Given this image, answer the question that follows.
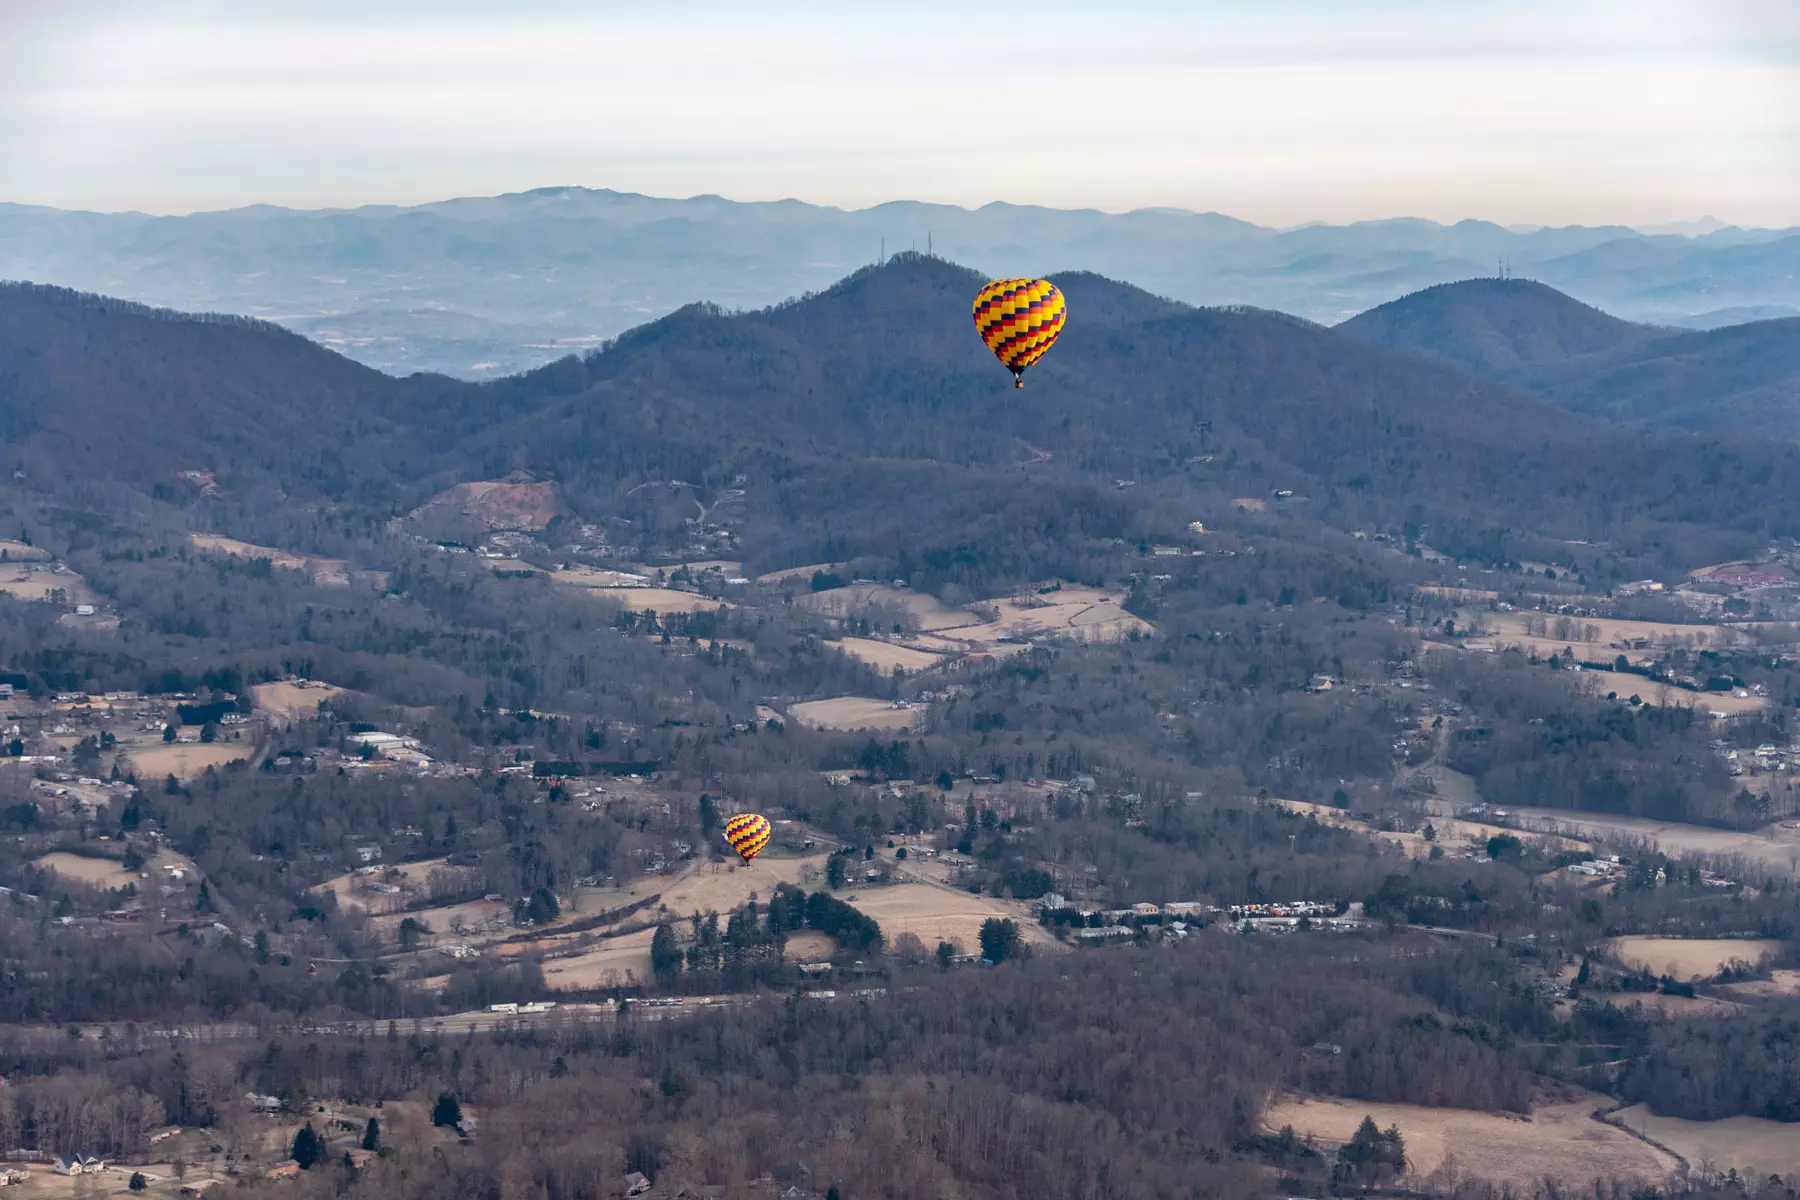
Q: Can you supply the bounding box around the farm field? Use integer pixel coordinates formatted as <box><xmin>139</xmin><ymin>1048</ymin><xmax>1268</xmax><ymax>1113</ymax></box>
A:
<box><xmin>32</xmin><ymin>850</ymin><xmax>171</xmax><ymax>890</ymax></box>
<box><xmin>550</xmin><ymin>565</ymin><xmax>651</xmax><ymax>588</ymax></box>
<box><xmin>1718</xmin><ymin>968</ymin><xmax>1800</xmax><ymax>999</ymax></box>
<box><xmin>1607</xmin><ymin>1105</ymin><xmax>1800</xmax><ymax>1180</ymax></box>
<box><xmin>787</xmin><ymin>696</ymin><xmax>918</xmax><ymax>732</ymax></box>
<box><xmin>542</xmin><ymin>928</ymin><xmax>657</xmax><ymax>989</ymax></box>
<box><xmin>1264</xmin><ymin>1091</ymin><xmax>1675</xmax><ymax>1189</ymax></box>
<box><xmin>1273</xmin><ymin>798</ymin><xmax>1588</xmax><ymax>860</ymax></box>
<box><xmin>315</xmin><ymin>857</ymin><xmax>450</xmax><ymax>912</ymax></box>
<box><xmin>756</xmin><ymin>561</ymin><xmax>843</xmax><ymax>584</ymax></box>
<box><xmin>838</xmin><ymin>882</ymin><xmax>1054</xmax><ymax>953</ymax></box>
<box><xmin>1463</xmin><ymin>609</ymin><xmax>1747</xmax><ymax>651</ymax></box>
<box><xmin>0</xmin><ymin>564</ymin><xmax>95</xmax><ymax>604</ymax></box>
<box><xmin>0</xmin><ymin>539</ymin><xmax>51</xmax><ymax>561</ymax></box>
<box><xmin>128</xmin><ymin>742</ymin><xmax>250</xmax><ymax>779</ymax></box>
<box><xmin>371</xmin><ymin>896</ymin><xmax>512</xmax><ymax>941</ymax></box>
<box><xmin>1573</xmin><ymin>669</ymin><xmax>1767</xmax><ymax>714</ymax></box>
<box><xmin>582</xmin><ymin>586</ymin><xmax>730</xmax><ymax>614</ymax></box>
<box><xmin>800</xmin><ymin>583</ymin><xmax>971</xmax><ymax>631</ymax></box>
<box><xmin>1509</xmin><ymin>808</ymin><xmax>1800</xmax><ymax>878</ymax></box>
<box><xmin>1608</xmin><ymin>936</ymin><xmax>1783</xmax><ymax>979</ymax></box>
<box><xmin>191</xmin><ymin>533</ymin><xmax>350</xmax><ymax>585</ymax></box>
<box><xmin>249</xmin><ymin>679</ymin><xmax>350</xmax><ymax>723</ymax></box>
<box><xmin>828</xmin><ymin>637</ymin><xmax>945</xmax><ymax>672</ymax></box>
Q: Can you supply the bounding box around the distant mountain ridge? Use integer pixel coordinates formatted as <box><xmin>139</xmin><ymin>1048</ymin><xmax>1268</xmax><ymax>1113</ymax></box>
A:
<box><xmin>2</xmin><ymin>187</ymin><xmax>1795</xmax><ymax>378</ymax></box>
<box><xmin>1337</xmin><ymin>278</ymin><xmax>1800</xmax><ymax>438</ymax></box>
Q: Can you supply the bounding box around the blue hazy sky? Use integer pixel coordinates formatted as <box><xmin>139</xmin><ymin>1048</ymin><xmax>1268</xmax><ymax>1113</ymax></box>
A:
<box><xmin>2</xmin><ymin>0</ymin><xmax>1795</xmax><ymax>225</ymax></box>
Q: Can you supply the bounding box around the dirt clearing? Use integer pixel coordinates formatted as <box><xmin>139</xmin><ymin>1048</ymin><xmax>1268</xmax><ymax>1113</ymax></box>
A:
<box><xmin>1608</xmin><ymin>936</ymin><xmax>1783</xmax><ymax>979</ymax></box>
<box><xmin>1607</xmin><ymin>1105</ymin><xmax>1800</xmax><ymax>1179</ymax></box>
<box><xmin>1265</xmin><ymin>1092</ymin><xmax>1674</xmax><ymax>1189</ymax></box>
<box><xmin>787</xmin><ymin>697</ymin><xmax>918</xmax><ymax>732</ymax></box>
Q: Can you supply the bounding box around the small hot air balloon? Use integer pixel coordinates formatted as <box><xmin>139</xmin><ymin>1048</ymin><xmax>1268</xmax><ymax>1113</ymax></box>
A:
<box><xmin>973</xmin><ymin>278</ymin><xmax>1066</xmax><ymax>387</ymax></box>
<box><xmin>722</xmin><ymin>812</ymin><xmax>772</xmax><ymax>864</ymax></box>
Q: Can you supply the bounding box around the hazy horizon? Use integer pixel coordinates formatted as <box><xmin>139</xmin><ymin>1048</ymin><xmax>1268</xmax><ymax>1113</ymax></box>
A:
<box><xmin>0</xmin><ymin>185</ymin><xmax>1782</xmax><ymax>236</ymax></box>
<box><xmin>3</xmin><ymin>0</ymin><xmax>1795</xmax><ymax>227</ymax></box>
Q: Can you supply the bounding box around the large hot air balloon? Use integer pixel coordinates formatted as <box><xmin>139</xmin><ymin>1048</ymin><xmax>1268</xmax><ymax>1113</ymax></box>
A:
<box><xmin>973</xmin><ymin>278</ymin><xmax>1066</xmax><ymax>387</ymax></box>
<box><xmin>722</xmin><ymin>812</ymin><xmax>772</xmax><ymax>864</ymax></box>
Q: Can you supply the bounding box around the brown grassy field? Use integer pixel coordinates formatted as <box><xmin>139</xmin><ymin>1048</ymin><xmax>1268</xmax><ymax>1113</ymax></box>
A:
<box><xmin>837</xmin><ymin>882</ymin><xmax>1055</xmax><ymax>952</ymax></box>
<box><xmin>1273</xmin><ymin>798</ymin><xmax>1588</xmax><ymax>859</ymax></box>
<box><xmin>315</xmin><ymin>857</ymin><xmax>450</xmax><ymax>912</ymax></box>
<box><xmin>1265</xmin><ymin>1092</ymin><xmax>1675</xmax><ymax>1189</ymax></box>
<box><xmin>1607</xmin><ymin>1104</ymin><xmax>1800</xmax><ymax>1179</ymax></box>
<box><xmin>799</xmin><ymin>583</ymin><xmax>972</xmax><ymax>632</ymax></box>
<box><xmin>581</xmin><ymin>586</ymin><xmax>732</xmax><ymax>614</ymax></box>
<box><xmin>1465</xmin><ymin>609</ymin><xmax>1748</xmax><ymax>651</ymax></box>
<box><xmin>191</xmin><ymin>533</ymin><xmax>350</xmax><ymax>586</ymax></box>
<box><xmin>249</xmin><ymin>679</ymin><xmax>350</xmax><ymax>722</ymax></box>
<box><xmin>32</xmin><ymin>851</ymin><xmax>153</xmax><ymax>890</ymax></box>
<box><xmin>756</xmin><ymin>561</ymin><xmax>844</xmax><ymax>584</ymax></box>
<box><xmin>1510</xmin><ymin>808</ymin><xmax>1800</xmax><ymax>878</ymax></box>
<box><xmin>538</xmin><ymin>852</ymin><xmax>832</xmax><ymax>989</ymax></box>
<box><xmin>0</xmin><ymin>565</ymin><xmax>95</xmax><ymax>604</ymax></box>
<box><xmin>0</xmin><ymin>539</ymin><xmax>51</xmax><ymax>562</ymax></box>
<box><xmin>1573</xmin><ymin>670</ymin><xmax>1767</xmax><ymax>714</ymax></box>
<box><xmin>828</xmin><ymin>637</ymin><xmax>946</xmax><ymax>672</ymax></box>
<box><xmin>787</xmin><ymin>697</ymin><xmax>918</xmax><ymax>732</ymax></box>
<box><xmin>1608</xmin><ymin>936</ymin><xmax>1783</xmax><ymax>979</ymax></box>
<box><xmin>129</xmin><ymin>742</ymin><xmax>250</xmax><ymax>780</ymax></box>
<box><xmin>1718</xmin><ymin>968</ymin><xmax>1800</xmax><ymax>999</ymax></box>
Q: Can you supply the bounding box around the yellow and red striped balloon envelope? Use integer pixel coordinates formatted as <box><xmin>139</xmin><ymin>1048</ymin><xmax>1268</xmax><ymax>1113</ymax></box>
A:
<box><xmin>972</xmin><ymin>278</ymin><xmax>1066</xmax><ymax>387</ymax></box>
<box><xmin>723</xmin><ymin>812</ymin><xmax>772</xmax><ymax>864</ymax></box>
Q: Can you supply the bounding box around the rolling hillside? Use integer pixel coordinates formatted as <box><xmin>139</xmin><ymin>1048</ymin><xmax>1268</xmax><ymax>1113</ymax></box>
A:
<box><xmin>1339</xmin><ymin>280</ymin><xmax>1800</xmax><ymax>438</ymax></box>
<box><xmin>5</xmin><ymin>259</ymin><xmax>1800</xmax><ymax>584</ymax></box>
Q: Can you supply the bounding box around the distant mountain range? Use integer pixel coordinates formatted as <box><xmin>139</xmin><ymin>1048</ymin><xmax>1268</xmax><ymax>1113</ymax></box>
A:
<box><xmin>2</xmin><ymin>187</ymin><xmax>1795</xmax><ymax>378</ymax></box>
<box><xmin>5</xmin><ymin>259</ymin><xmax>1800</xmax><ymax>583</ymax></box>
<box><xmin>1337</xmin><ymin>279</ymin><xmax>1800</xmax><ymax>438</ymax></box>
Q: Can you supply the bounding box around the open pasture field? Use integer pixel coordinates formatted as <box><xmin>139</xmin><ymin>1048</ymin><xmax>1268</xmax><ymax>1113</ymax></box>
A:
<box><xmin>1274</xmin><ymin>798</ymin><xmax>1588</xmax><ymax>859</ymax></box>
<box><xmin>974</xmin><ymin>586</ymin><xmax>1152</xmax><ymax>644</ymax></box>
<box><xmin>191</xmin><ymin>533</ymin><xmax>350</xmax><ymax>585</ymax></box>
<box><xmin>32</xmin><ymin>851</ymin><xmax>151</xmax><ymax>890</ymax></box>
<box><xmin>828</xmin><ymin>637</ymin><xmax>946</xmax><ymax>672</ymax></box>
<box><xmin>372</xmin><ymin>896</ymin><xmax>513</xmax><ymax>941</ymax></box>
<box><xmin>1573</xmin><ymin>670</ymin><xmax>1767</xmax><ymax>714</ymax></box>
<box><xmin>250</xmin><ymin>679</ymin><xmax>350</xmax><ymax>722</ymax></box>
<box><xmin>800</xmin><ymin>583</ymin><xmax>972</xmax><ymax>632</ymax></box>
<box><xmin>543</xmin><ymin>928</ymin><xmax>656</xmax><ymax>989</ymax></box>
<box><xmin>1265</xmin><ymin>1092</ymin><xmax>1675</xmax><ymax>1189</ymax></box>
<box><xmin>315</xmin><ymin>857</ymin><xmax>449</xmax><ymax>912</ymax></box>
<box><xmin>128</xmin><ymin>742</ymin><xmax>250</xmax><ymax>779</ymax></box>
<box><xmin>0</xmin><ymin>565</ymin><xmax>95</xmax><ymax>604</ymax></box>
<box><xmin>838</xmin><ymin>882</ymin><xmax>1054</xmax><ymax>953</ymax></box>
<box><xmin>581</xmin><ymin>586</ymin><xmax>731</xmax><ymax>614</ymax></box>
<box><xmin>1509</xmin><ymin>807</ymin><xmax>1800</xmax><ymax>877</ymax></box>
<box><xmin>757</xmin><ymin>561</ymin><xmax>843</xmax><ymax>584</ymax></box>
<box><xmin>1608</xmin><ymin>936</ymin><xmax>1783</xmax><ymax>979</ymax></box>
<box><xmin>1607</xmin><ymin>1104</ymin><xmax>1800</xmax><ymax>1180</ymax></box>
<box><xmin>1717</xmin><ymin>968</ymin><xmax>1800</xmax><ymax>999</ymax></box>
<box><xmin>0</xmin><ymin>539</ymin><xmax>51</xmax><ymax>561</ymax></box>
<box><xmin>788</xmin><ymin>697</ymin><xmax>918</xmax><ymax>732</ymax></box>
<box><xmin>1465</xmin><ymin>609</ymin><xmax>1748</xmax><ymax>651</ymax></box>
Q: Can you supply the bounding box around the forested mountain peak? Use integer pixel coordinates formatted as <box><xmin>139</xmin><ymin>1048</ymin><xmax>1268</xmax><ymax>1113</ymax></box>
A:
<box><xmin>1335</xmin><ymin>277</ymin><xmax>1657</xmax><ymax>373</ymax></box>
